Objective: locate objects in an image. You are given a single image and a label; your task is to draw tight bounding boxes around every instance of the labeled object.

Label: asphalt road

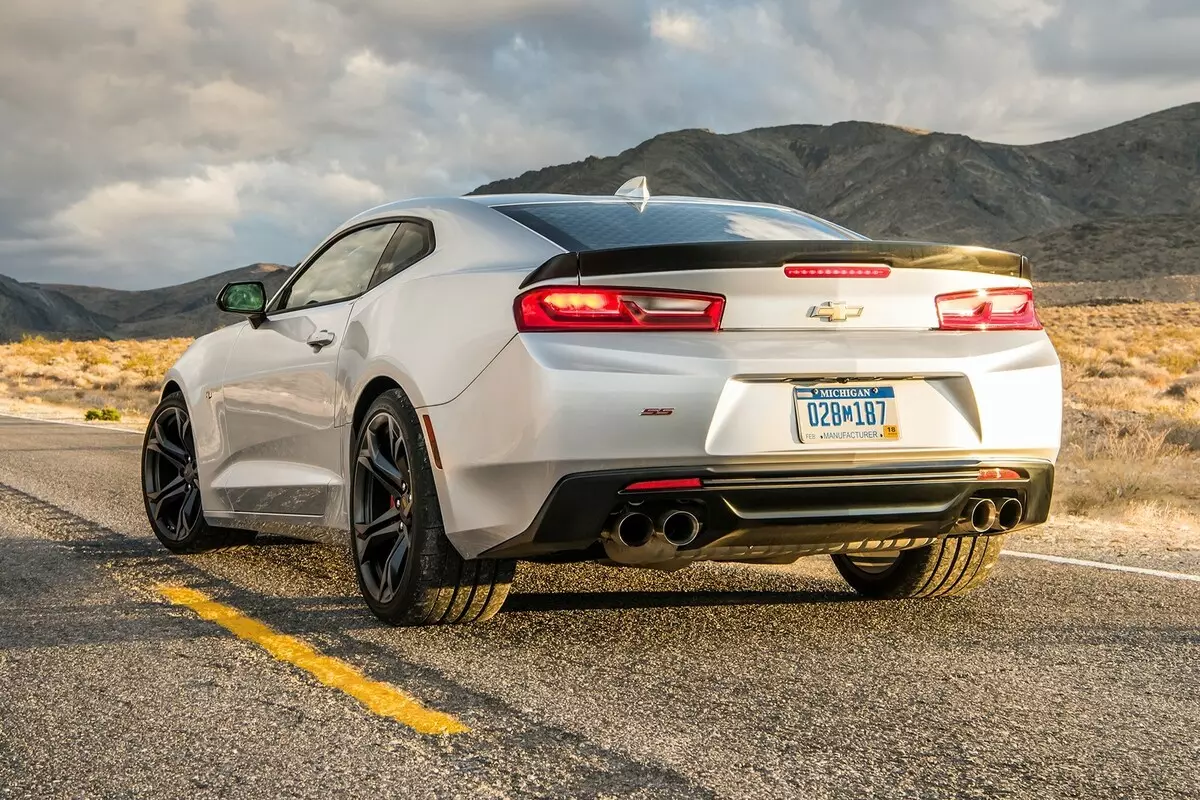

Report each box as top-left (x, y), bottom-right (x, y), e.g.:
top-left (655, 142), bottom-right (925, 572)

top-left (0, 415), bottom-right (1197, 799)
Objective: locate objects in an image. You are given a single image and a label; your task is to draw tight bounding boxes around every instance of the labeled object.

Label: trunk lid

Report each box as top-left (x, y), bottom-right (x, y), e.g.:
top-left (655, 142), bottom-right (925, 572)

top-left (528, 241), bottom-right (1032, 331)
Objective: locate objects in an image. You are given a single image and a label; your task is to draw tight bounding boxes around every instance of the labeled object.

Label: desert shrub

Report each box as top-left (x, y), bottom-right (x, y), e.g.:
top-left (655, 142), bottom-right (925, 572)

top-left (12, 334), bottom-right (59, 366)
top-left (1054, 422), bottom-right (1196, 519)
top-left (75, 342), bottom-right (114, 368)
top-left (122, 350), bottom-right (164, 379)
top-left (84, 407), bottom-right (122, 422)
top-left (1157, 351), bottom-right (1200, 376)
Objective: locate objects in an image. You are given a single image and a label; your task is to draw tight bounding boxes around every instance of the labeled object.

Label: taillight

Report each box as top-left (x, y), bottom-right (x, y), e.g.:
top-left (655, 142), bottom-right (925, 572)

top-left (935, 287), bottom-right (1042, 331)
top-left (515, 286), bottom-right (725, 332)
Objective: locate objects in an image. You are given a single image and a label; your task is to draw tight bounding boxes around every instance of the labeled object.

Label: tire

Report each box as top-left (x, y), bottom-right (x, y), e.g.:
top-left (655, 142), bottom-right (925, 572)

top-left (831, 534), bottom-right (1005, 599)
top-left (141, 392), bottom-right (257, 553)
top-left (350, 389), bottom-right (516, 626)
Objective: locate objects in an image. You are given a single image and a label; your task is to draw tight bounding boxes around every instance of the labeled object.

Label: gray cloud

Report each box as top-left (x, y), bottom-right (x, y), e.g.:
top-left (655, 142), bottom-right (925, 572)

top-left (0, 0), bottom-right (1197, 288)
top-left (1034, 0), bottom-right (1200, 80)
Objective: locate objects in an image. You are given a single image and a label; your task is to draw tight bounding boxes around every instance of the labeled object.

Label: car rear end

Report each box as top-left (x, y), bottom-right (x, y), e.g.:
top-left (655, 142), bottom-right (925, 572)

top-left (428, 198), bottom-right (1061, 568)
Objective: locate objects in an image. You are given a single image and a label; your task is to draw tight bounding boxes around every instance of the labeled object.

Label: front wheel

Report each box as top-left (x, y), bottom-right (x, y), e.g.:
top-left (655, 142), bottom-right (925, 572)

top-left (350, 389), bottom-right (515, 625)
top-left (141, 393), bottom-right (256, 553)
top-left (832, 534), bottom-right (1004, 599)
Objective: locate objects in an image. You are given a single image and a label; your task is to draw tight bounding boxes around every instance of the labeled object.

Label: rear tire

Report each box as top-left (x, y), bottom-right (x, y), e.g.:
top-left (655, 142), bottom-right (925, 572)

top-left (141, 392), bottom-right (257, 553)
top-left (350, 389), bottom-right (516, 626)
top-left (832, 534), bottom-right (1004, 599)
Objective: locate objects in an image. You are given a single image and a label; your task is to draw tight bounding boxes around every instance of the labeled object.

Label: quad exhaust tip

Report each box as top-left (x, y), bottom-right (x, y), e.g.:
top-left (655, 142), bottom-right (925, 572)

top-left (965, 498), bottom-right (998, 533)
top-left (996, 497), bottom-right (1023, 531)
top-left (958, 496), bottom-right (1025, 533)
top-left (659, 510), bottom-right (701, 547)
top-left (614, 512), bottom-right (655, 548)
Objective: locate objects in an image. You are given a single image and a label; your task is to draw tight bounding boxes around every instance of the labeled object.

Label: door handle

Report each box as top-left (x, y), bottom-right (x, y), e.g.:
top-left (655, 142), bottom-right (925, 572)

top-left (307, 330), bottom-right (336, 350)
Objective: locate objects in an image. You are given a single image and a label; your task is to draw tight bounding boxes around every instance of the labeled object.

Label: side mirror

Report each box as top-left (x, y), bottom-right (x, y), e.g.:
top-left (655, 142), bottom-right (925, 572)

top-left (216, 281), bottom-right (268, 328)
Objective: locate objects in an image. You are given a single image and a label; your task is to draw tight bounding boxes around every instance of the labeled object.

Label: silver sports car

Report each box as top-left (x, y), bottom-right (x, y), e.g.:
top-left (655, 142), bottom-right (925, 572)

top-left (141, 179), bottom-right (1061, 625)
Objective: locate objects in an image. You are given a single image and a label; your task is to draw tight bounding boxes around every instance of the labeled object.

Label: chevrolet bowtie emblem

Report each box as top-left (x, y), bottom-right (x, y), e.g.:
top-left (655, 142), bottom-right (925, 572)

top-left (811, 301), bottom-right (863, 322)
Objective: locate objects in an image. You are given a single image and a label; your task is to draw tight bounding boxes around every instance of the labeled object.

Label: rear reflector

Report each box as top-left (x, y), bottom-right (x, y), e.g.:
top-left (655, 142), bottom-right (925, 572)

top-left (516, 286), bottom-right (724, 332)
top-left (623, 478), bottom-right (702, 492)
top-left (784, 264), bottom-right (891, 279)
top-left (978, 468), bottom-right (1022, 481)
top-left (936, 287), bottom-right (1042, 331)
top-left (421, 414), bottom-right (443, 470)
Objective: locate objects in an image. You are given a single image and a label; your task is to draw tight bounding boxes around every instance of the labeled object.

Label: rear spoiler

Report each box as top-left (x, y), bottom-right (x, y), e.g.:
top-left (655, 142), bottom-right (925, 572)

top-left (520, 241), bottom-right (1030, 288)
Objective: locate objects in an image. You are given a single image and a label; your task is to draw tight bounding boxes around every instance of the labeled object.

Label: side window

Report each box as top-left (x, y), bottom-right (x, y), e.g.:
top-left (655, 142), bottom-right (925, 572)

top-left (280, 223), bottom-right (398, 310)
top-left (370, 221), bottom-right (433, 288)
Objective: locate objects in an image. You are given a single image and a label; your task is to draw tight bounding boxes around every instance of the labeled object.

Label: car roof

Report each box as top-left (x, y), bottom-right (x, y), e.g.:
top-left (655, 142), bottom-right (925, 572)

top-left (345, 192), bottom-right (830, 227)
top-left (338, 192), bottom-right (864, 248)
top-left (461, 193), bottom-right (795, 210)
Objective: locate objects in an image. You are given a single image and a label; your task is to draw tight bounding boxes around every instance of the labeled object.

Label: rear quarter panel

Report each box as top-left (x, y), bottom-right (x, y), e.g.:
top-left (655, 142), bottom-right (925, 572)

top-left (335, 200), bottom-right (565, 420)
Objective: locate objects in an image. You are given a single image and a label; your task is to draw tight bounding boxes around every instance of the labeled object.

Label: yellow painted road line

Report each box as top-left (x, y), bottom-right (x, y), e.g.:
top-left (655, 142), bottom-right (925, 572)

top-left (158, 585), bottom-right (469, 735)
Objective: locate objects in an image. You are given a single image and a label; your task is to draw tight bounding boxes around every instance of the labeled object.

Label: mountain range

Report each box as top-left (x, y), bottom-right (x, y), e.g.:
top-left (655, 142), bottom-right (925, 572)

top-left (2, 103), bottom-right (1198, 341)
top-left (0, 264), bottom-right (292, 342)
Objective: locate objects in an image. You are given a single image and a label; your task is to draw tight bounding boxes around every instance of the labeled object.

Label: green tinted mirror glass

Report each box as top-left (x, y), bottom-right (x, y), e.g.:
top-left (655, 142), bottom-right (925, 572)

top-left (219, 282), bottom-right (266, 314)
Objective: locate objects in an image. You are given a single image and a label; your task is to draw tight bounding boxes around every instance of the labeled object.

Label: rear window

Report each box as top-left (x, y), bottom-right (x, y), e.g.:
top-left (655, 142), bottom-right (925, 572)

top-left (494, 200), bottom-right (858, 251)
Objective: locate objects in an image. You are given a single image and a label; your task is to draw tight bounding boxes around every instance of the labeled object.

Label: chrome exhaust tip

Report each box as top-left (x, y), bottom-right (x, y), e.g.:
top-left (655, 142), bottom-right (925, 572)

top-left (996, 498), bottom-right (1024, 531)
top-left (613, 512), bottom-right (655, 548)
top-left (659, 509), bottom-right (701, 547)
top-left (963, 498), bottom-right (998, 533)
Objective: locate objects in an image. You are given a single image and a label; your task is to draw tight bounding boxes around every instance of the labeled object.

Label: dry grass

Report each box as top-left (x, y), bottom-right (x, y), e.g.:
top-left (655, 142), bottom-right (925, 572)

top-left (0, 335), bottom-right (191, 423)
top-left (1043, 303), bottom-right (1200, 418)
top-left (1, 303), bottom-right (1197, 531)
top-left (1041, 302), bottom-right (1200, 528)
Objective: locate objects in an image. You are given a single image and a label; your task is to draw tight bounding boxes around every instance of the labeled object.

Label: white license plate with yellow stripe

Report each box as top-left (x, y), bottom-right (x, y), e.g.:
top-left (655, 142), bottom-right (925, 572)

top-left (795, 385), bottom-right (901, 443)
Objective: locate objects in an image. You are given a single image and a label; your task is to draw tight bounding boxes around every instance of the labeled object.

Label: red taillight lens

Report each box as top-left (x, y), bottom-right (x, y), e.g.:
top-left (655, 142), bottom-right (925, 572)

top-left (784, 264), bottom-right (891, 279)
top-left (935, 287), bottom-right (1042, 331)
top-left (516, 287), bottom-right (725, 332)
top-left (623, 478), bottom-right (702, 492)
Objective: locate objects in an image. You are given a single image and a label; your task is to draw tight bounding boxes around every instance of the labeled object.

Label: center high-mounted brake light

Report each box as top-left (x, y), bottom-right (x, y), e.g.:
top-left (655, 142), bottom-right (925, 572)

top-left (784, 264), bottom-right (891, 279)
top-left (515, 286), bottom-right (725, 332)
top-left (935, 287), bottom-right (1042, 331)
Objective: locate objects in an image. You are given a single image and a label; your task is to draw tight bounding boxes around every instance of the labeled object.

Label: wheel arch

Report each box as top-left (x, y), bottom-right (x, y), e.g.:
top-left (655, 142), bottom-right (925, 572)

top-left (352, 375), bottom-right (404, 434)
top-left (161, 379), bottom-right (183, 400)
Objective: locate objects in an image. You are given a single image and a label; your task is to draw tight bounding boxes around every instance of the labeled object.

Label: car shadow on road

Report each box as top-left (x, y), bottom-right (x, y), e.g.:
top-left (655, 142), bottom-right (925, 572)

top-left (503, 587), bottom-right (853, 612)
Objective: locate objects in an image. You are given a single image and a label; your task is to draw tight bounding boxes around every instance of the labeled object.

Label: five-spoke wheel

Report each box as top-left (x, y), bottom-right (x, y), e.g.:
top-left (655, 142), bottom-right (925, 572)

top-left (352, 410), bottom-right (416, 605)
top-left (349, 389), bottom-right (516, 625)
top-left (144, 404), bottom-right (202, 542)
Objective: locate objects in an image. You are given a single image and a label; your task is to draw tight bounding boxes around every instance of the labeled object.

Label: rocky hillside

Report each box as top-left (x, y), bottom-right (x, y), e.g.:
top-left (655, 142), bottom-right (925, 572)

top-left (0, 275), bottom-right (113, 341)
top-left (1003, 212), bottom-right (1200, 282)
top-left (475, 103), bottom-right (1200, 250)
top-left (4, 263), bottom-right (292, 342)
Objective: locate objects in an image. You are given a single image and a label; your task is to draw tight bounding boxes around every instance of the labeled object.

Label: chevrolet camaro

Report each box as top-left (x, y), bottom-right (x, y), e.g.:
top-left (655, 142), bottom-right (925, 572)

top-left (141, 179), bottom-right (1061, 625)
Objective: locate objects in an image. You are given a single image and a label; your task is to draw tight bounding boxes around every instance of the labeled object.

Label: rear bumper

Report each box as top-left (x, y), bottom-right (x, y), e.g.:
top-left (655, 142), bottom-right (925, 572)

top-left (426, 329), bottom-right (1061, 558)
top-left (483, 459), bottom-right (1053, 559)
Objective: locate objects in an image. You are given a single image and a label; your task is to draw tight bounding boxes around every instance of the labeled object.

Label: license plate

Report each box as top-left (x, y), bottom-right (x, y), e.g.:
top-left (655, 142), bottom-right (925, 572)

top-left (794, 385), bottom-right (901, 443)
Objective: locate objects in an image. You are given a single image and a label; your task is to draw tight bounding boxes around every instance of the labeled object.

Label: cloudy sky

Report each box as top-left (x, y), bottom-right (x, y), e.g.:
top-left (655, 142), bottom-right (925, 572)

top-left (2, 0), bottom-right (1198, 289)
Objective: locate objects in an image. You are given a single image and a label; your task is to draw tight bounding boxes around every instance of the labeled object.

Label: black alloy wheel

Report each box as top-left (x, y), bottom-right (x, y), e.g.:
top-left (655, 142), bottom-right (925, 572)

top-left (352, 409), bottom-right (415, 606)
top-left (141, 392), bottom-right (256, 553)
top-left (144, 404), bottom-right (203, 542)
top-left (349, 389), bottom-right (516, 626)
